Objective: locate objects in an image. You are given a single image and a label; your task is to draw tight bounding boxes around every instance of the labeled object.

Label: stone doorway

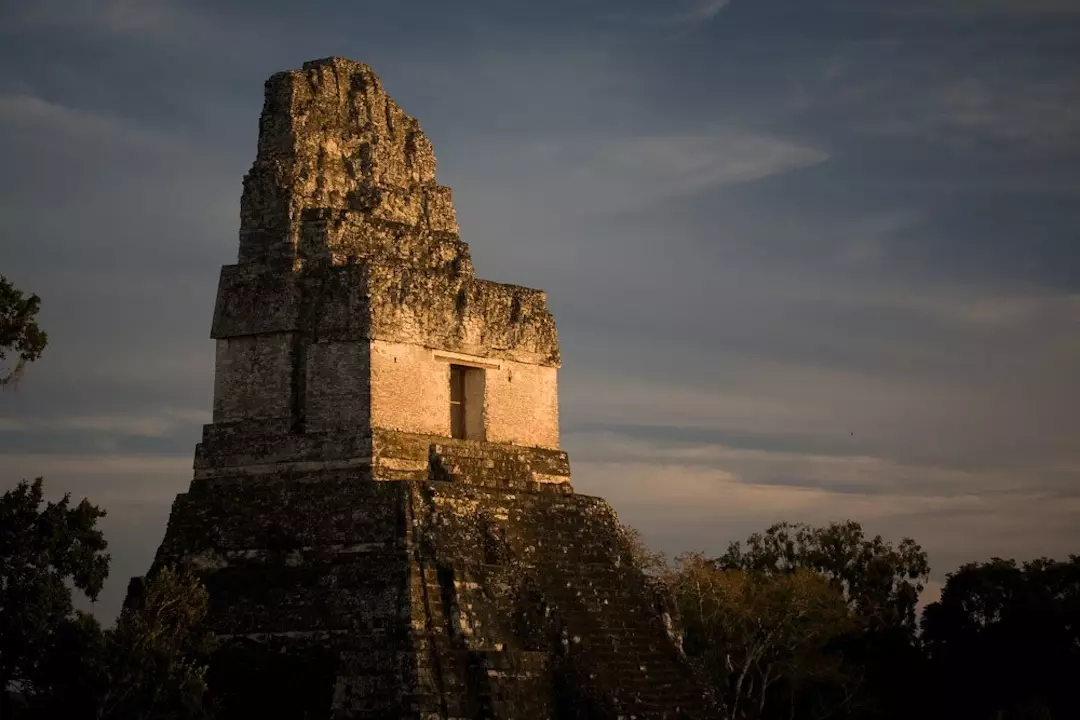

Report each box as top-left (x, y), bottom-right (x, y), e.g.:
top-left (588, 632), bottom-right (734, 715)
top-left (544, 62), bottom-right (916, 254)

top-left (449, 364), bottom-right (485, 440)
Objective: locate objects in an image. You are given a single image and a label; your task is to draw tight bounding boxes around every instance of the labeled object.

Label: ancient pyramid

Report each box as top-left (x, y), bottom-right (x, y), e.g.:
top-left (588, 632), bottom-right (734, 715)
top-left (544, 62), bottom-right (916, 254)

top-left (136, 57), bottom-right (711, 719)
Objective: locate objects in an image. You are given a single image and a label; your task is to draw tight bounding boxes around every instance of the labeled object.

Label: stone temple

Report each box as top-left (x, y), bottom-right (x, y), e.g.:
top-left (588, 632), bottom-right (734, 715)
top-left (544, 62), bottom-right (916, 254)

top-left (135, 57), bottom-right (710, 719)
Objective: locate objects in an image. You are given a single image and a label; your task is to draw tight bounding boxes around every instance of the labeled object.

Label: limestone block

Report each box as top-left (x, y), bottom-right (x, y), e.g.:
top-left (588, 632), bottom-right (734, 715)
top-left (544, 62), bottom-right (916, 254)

top-left (212, 334), bottom-right (294, 422)
top-left (304, 341), bottom-right (371, 433)
top-left (300, 210), bottom-right (470, 273)
top-left (211, 264), bottom-right (299, 338)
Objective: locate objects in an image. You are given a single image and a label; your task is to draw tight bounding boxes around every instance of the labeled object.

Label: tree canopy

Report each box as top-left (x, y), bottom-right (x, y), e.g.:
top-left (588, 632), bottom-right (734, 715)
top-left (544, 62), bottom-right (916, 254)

top-left (0, 275), bottom-right (48, 388)
top-left (716, 520), bottom-right (929, 635)
top-left (95, 566), bottom-right (214, 720)
top-left (1, 479), bottom-right (213, 719)
top-left (667, 552), bottom-right (857, 720)
top-left (632, 520), bottom-right (932, 719)
top-left (622, 517), bottom-right (1080, 720)
top-left (922, 556), bottom-right (1080, 720)
top-left (0, 478), bottom-right (110, 708)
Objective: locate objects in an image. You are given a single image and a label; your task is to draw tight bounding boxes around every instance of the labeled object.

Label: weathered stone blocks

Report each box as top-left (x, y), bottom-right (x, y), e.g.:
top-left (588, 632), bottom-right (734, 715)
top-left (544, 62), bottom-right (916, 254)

top-left (148, 467), bottom-right (707, 718)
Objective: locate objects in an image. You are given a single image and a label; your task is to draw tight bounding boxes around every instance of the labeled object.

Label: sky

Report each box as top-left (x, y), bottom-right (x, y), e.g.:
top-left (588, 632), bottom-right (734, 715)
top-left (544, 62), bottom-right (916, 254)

top-left (2, 0), bottom-right (1079, 623)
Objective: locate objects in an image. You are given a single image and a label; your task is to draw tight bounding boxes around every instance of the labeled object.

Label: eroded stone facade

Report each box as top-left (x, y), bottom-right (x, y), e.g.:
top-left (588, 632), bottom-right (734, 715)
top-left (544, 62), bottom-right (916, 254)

top-left (134, 57), bottom-right (711, 719)
top-left (210, 56), bottom-right (560, 453)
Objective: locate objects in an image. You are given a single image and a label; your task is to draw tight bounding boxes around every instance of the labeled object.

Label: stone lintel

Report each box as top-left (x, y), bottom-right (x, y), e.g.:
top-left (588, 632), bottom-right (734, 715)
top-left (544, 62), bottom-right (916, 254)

top-left (372, 429), bottom-right (573, 491)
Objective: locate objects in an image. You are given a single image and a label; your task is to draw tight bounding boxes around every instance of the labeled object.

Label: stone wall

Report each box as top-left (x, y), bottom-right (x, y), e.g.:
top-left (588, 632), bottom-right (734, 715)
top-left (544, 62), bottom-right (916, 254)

top-left (304, 340), bottom-right (371, 434)
top-left (213, 334), bottom-right (295, 422)
top-left (370, 340), bottom-right (559, 449)
top-left (482, 361), bottom-right (558, 448)
top-left (144, 457), bottom-right (709, 718)
top-left (364, 266), bottom-right (560, 367)
top-left (207, 56), bottom-right (561, 446)
top-left (150, 472), bottom-right (419, 718)
top-left (210, 261), bottom-right (560, 365)
top-left (209, 265), bottom-right (559, 443)
top-left (237, 57), bottom-right (456, 269)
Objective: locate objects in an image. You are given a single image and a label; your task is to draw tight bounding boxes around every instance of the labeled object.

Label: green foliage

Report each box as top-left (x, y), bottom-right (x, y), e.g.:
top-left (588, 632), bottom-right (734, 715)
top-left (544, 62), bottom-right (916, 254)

top-left (717, 520), bottom-right (929, 635)
top-left (0, 275), bottom-right (48, 388)
top-left (666, 552), bottom-right (858, 720)
top-left (618, 522), bottom-right (670, 577)
top-left (28, 611), bottom-right (109, 715)
top-left (637, 521), bottom-right (931, 719)
top-left (921, 556), bottom-right (1080, 720)
top-left (11, 566), bottom-right (214, 720)
top-left (0, 478), bottom-right (109, 703)
top-left (96, 566), bottom-right (214, 720)
top-left (1, 480), bottom-right (211, 718)
top-left (632, 519), bottom-right (1079, 720)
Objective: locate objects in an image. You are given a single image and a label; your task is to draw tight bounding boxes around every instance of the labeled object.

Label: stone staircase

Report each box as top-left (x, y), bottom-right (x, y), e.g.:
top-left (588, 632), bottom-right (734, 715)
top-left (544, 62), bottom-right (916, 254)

top-left (146, 442), bottom-right (708, 718)
top-left (428, 441), bottom-right (570, 492)
top-left (371, 429), bottom-right (572, 491)
top-left (414, 483), bottom-right (713, 719)
top-left (539, 566), bottom-right (707, 719)
top-left (406, 482), bottom-right (556, 719)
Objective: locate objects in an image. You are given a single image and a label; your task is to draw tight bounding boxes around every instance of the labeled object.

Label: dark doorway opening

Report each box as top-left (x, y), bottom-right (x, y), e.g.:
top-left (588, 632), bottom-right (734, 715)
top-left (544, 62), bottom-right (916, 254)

top-left (449, 364), bottom-right (485, 440)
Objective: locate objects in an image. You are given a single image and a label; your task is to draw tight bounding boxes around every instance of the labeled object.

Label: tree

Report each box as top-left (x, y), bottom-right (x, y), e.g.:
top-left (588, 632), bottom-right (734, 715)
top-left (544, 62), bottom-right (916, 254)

top-left (96, 566), bottom-right (214, 720)
top-left (19, 566), bottom-right (215, 720)
top-left (921, 556), bottom-right (1080, 720)
top-left (0, 478), bottom-right (109, 713)
top-left (717, 521), bottom-right (929, 636)
top-left (618, 522), bottom-right (669, 578)
top-left (25, 610), bottom-right (109, 717)
top-left (667, 553), bottom-right (857, 720)
top-left (0, 275), bottom-right (48, 388)
top-left (709, 522), bottom-right (931, 719)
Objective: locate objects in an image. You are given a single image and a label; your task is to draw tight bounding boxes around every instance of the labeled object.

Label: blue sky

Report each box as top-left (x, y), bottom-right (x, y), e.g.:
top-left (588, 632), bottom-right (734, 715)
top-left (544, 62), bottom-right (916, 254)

top-left (2, 0), bottom-right (1079, 621)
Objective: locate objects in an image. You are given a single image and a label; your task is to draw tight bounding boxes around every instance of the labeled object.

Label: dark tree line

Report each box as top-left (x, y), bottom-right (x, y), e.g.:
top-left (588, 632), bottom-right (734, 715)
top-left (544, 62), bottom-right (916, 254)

top-left (0, 479), bottom-right (214, 719)
top-left (627, 521), bottom-right (1080, 720)
top-left (923, 557), bottom-right (1080, 720)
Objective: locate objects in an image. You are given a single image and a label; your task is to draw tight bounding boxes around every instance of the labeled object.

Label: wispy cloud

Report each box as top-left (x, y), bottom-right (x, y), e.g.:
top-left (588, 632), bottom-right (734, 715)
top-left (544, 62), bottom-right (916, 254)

top-left (4, 453), bottom-right (192, 498)
top-left (0, 93), bottom-right (185, 153)
top-left (833, 0), bottom-right (1080, 16)
top-left (511, 129), bottom-right (829, 217)
top-left (594, 131), bottom-right (827, 196)
top-left (567, 427), bottom-right (1056, 499)
top-left (873, 291), bottom-right (1080, 330)
top-left (11, 0), bottom-right (192, 36)
top-left (675, 0), bottom-right (732, 24)
top-left (852, 76), bottom-right (1080, 150)
top-left (559, 272), bottom-right (1080, 480)
top-left (819, 36), bottom-right (1080, 151)
top-left (598, 0), bottom-right (733, 28)
top-left (0, 409), bottom-right (209, 437)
